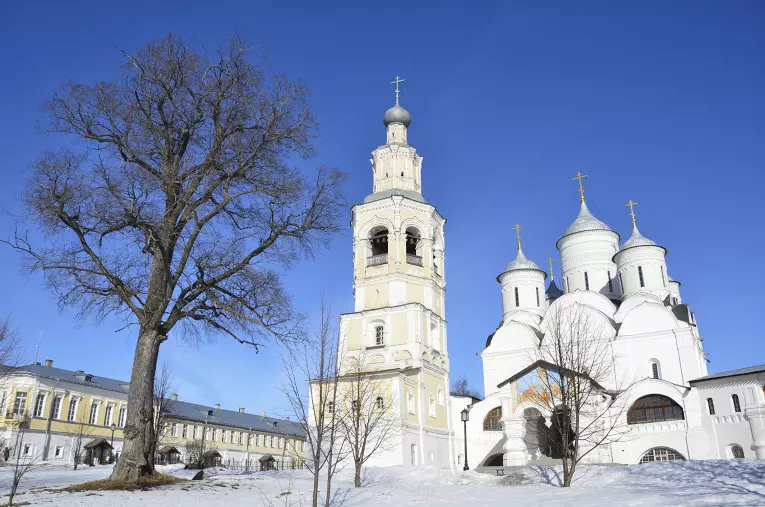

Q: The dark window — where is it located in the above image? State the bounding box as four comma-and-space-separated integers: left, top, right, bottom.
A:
536, 287, 540, 307
376, 397, 385, 410
608, 271, 613, 292
638, 266, 645, 288
707, 398, 715, 415
627, 395, 684, 424
584, 272, 590, 291
375, 326, 384, 346
619, 272, 624, 291
651, 363, 659, 379
566, 277, 570, 293
405, 227, 421, 257
731, 444, 745, 459
483, 407, 502, 431
638, 447, 685, 464
514, 287, 519, 307
370, 228, 389, 256
732, 394, 741, 413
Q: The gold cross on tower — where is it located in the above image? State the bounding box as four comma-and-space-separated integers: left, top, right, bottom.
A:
546, 257, 556, 281
625, 200, 638, 227
572, 172, 588, 203
512, 224, 523, 250
390, 75, 405, 104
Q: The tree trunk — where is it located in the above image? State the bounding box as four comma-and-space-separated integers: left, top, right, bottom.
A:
354, 461, 361, 488
311, 468, 320, 507
110, 329, 161, 481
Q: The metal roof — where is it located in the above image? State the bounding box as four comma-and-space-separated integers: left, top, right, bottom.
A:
362, 188, 429, 205
689, 364, 765, 384
6, 363, 304, 438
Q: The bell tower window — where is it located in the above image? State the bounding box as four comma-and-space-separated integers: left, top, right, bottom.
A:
405, 227, 423, 266
367, 227, 389, 266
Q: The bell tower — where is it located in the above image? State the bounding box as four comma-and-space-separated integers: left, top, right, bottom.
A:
337, 78, 453, 468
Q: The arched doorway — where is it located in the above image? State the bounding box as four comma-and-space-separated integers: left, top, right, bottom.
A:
483, 453, 504, 466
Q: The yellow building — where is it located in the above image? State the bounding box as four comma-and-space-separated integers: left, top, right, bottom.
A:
0, 360, 306, 468
328, 82, 453, 467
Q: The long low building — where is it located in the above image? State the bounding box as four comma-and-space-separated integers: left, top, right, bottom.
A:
0, 360, 306, 468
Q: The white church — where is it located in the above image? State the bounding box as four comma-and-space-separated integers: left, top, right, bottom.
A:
334, 80, 765, 469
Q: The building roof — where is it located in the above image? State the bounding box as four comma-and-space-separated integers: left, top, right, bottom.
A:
497, 245, 546, 281
546, 279, 564, 298
362, 188, 428, 205
562, 201, 614, 237
5, 362, 304, 438
689, 364, 765, 384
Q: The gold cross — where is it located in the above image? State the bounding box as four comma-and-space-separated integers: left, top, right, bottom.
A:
390, 75, 405, 104
546, 257, 556, 281
512, 224, 522, 249
572, 172, 588, 203
625, 200, 638, 227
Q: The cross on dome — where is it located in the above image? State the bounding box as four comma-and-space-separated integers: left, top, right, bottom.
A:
546, 257, 556, 281
573, 172, 588, 203
390, 75, 405, 105
512, 224, 523, 250
625, 200, 638, 227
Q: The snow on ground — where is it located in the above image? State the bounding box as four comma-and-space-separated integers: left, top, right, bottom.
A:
1, 460, 764, 506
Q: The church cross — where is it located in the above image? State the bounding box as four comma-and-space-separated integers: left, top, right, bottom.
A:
512, 224, 523, 250
390, 76, 405, 104
625, 200, 638, 227
546, 257, 556, 281
573, 172, 588, 203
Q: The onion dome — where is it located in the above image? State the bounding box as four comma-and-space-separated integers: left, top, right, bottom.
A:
546, 278, 564, 299
617, 224, 666, 254
562, 201, 613, 237
383, 103, 411, 127
497, 245, 547, 280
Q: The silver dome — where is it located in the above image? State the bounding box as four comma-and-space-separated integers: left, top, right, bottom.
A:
383, 104, 411, 127
618, 225, 662, 252
562, 201, 613, 237
497, 246, 546, 280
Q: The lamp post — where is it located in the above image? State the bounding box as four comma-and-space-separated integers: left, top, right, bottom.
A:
110, 423, 117, 463
460, 408, 470, 471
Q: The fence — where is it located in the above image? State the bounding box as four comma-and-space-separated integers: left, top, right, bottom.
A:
218, 458, 307, 472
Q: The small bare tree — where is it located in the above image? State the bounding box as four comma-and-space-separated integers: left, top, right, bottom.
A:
150, 363, 177, 464
451, 376, 480, 399
523, 302, 631, 487
5, 416, 44, 507
4, 34, 345, 482
283, 301, 347, 507
184, 437, 206, 469
67, 403, 93, 470
338, 356, 399, 488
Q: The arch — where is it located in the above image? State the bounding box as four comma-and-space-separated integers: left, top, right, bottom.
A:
638, 447, 685, 464
483, 453, 504, 466
404, 226, 423, 258
369, 226, 389, 257
627, 395, 684, 424
394, 350, 412, 361
368, 354, 385, 364
618, 303, 680, 337
421, 351, 430, 363
728, 444, 745, 459
483, 406, 502, 431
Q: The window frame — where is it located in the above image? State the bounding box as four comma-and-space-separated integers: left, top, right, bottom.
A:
732, 394, 741, 413
12, 391, 28, 416
33, 393, 46, 418
627, 395, 685, 425
707, 397, 715, 415
483, 407, 502, 431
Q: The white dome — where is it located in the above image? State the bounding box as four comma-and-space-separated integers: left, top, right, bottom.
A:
498, 246, 545, 278
562, 201, 613, 238
618, 225, 661, 252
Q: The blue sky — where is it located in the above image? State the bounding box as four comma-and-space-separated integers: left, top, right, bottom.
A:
1, 1, 763, 417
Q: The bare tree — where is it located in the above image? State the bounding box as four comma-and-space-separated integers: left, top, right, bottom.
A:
150, 363, 177, 464
522, 302, 631, 487
451, 376, 480, 399
184, 437, 206, 469
4, 34, 345, 481
338, 356, 399, 488
283, 301, 347, 507
67, 402, 93, 470
4, 415, 44, 507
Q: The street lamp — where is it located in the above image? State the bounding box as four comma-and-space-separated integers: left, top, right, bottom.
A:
460, 408, 470, 471
110, 423, 117, 464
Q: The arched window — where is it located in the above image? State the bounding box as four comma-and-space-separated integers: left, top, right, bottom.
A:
514, 287, 520, 307
584, 271, 590, 291
405, 227, 422, 265
483, 453, 504, 466
638, 266, 645, 288
707, 398, 715, 415
730, 444, 745, 459
483, 407, 502, 431
627, 395, 684, 424
638, 447, 685, 464
732, 394, 741, 413
608, 271, 614, 292
374, 325, 385, 346
369, 227, 389, 261
651, 362, 660, 379
535, 287, 540, 307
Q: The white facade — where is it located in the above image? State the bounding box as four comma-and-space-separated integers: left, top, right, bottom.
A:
453, 195, 765, 467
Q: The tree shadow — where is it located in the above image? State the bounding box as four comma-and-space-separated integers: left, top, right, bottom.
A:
329, 487, 349, 507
